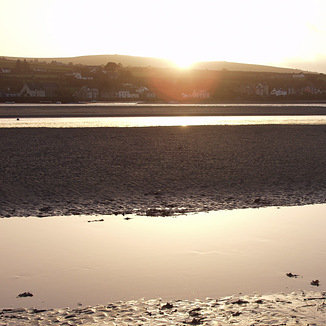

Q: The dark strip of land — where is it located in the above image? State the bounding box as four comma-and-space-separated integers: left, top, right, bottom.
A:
2, 104, 326, 117
1, 125, 326, 217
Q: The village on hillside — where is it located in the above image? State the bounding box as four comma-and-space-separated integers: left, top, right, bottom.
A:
1, 57, 326, 103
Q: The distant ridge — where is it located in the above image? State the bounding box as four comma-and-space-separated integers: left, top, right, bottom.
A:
5, 55, 175, 69
4, 54, 304, 73
192, 61, 303, 73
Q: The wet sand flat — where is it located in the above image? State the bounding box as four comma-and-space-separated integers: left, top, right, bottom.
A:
1, 103, 326, 118
1, 125, 326, 217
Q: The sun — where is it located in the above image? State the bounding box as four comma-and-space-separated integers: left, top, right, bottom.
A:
172, 57, 196, 69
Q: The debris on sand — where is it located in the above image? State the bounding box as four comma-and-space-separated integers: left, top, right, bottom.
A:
16, 292, 33, 298
311, 279, 320, 286
231, 299, 249, 305
286, 272, 300, 278
87, 218, 104, 223
161, 302, 174, 310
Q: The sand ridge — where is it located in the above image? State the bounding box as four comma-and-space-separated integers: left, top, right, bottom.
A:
1, 125, 326, 218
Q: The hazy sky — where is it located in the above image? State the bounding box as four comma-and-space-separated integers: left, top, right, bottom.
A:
2, 0, 326, 72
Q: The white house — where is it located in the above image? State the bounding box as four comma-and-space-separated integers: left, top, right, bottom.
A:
145, 92, 157, 99
303, 85, 320, 94
287, 87, 296, 95
1, 87, 21, 98
75, 86, 99, 100
20, 82, 59, 98
118, 90, 140, 99
255, 83, 269, 96
33, 68, 47, 72
270, 88, 287, 96
72, 72, 93, 80
0, 68, 10, 74
293, 73, 305, 79
135, 86, 149, 94
20, 83, 46, 97
182, 89, 210, 99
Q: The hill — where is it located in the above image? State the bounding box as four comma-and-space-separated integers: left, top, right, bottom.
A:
3, 54, 304, 73
192, 61, 303, 73
4, 55, 175, 69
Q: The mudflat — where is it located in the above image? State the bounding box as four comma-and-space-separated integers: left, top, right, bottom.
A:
1, 103, 326, 117
1, 124, 326, 217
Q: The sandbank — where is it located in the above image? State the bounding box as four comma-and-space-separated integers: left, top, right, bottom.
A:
1, 103, 326, 118
1, 125, 326, 217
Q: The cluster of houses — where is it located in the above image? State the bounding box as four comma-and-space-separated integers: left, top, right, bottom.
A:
73, 83, 157, 100
0, 67, 10, 74
239, 79, 322, 97
181, 89, 210, 99
0, 80, 209, 101
71, 72, 93, 80
0, 82, 59, 99
1, 80, 323, 102
0, 81, 158, 101
1, 63, 325, 101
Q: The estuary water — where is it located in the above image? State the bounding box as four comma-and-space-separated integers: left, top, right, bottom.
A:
2, 115, 326, 128
2, 102, 326, 127
1, 204, 326, 308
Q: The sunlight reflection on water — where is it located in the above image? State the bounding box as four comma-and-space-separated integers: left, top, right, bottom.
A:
1, 204, 326, 308
2, 115, 326, 128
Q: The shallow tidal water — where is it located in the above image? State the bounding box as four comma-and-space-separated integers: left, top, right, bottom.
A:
2, 115, 326, 128
1, 204, 326, 309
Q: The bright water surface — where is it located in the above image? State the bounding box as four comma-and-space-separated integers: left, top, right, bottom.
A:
2, 102, 326, 127
1, 204, 326, 308
2, 115, 326, 128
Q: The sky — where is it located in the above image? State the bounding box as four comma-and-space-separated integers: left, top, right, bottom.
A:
1, 0, 326, 72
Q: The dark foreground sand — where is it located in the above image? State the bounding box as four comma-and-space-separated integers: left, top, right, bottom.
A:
1, 124, 326, 218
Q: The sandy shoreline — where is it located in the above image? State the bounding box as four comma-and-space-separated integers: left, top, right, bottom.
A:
1, 291, 326, 325
1, 125, 326, 217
